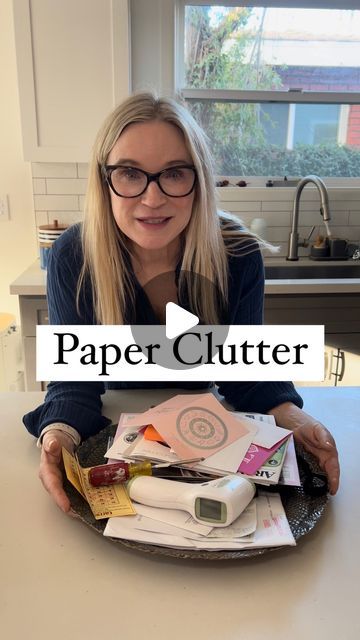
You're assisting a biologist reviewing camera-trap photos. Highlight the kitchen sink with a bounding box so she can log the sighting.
[265,263,360,279]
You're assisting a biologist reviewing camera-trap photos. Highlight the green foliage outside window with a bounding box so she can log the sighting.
[185,6,283,144]
[184,6,360,177]
[215,141,360,177]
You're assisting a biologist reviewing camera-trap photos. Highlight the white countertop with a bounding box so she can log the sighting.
[10,259,360,296]
[1,387,359,640]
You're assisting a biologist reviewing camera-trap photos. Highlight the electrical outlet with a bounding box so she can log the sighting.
[0,194,10,220]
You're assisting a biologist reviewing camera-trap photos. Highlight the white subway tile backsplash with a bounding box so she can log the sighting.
[289,200,359,213]
[231,211,290,228]
[266,227,296,243]
[47,212,84,226]
[32,178,46,194]
[331,201,360,212]
[349,212,360,225]
[325,189,360,202]
[221,201,261,213]
[46,179,87,195]
[77,163,89,178]
[32,163,77,178]
[263,213,292,226]
[35,212,49,227]
[34,195,79,211]
[336,226,360,240]
[298,211,350,227]
[29,167,360,261]
[218,187,360,257]
[260,201,291,212]
[230,213,253,226]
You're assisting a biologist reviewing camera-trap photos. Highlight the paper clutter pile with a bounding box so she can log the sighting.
[101,393,300,550]
[105,393,300,487]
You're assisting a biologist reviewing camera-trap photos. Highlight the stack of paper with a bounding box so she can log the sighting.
[104,492,296,550]
[100,394,300,549]
[105,393,300,487]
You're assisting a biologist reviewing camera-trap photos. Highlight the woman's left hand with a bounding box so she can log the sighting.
[268,402,340,495]
[291,421,339,495]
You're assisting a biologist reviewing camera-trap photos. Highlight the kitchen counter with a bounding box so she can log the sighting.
[10,260,47,296]
[10,258,360,296]
[1,386,359,640]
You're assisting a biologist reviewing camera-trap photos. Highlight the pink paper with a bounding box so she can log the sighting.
[151,393,251,460]
[238,435,290,475]
[133,394,206,426]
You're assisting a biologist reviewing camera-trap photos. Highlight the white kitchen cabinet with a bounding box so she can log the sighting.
[20,297,48,391]
[13,0,130,162]
[10,262,48,390]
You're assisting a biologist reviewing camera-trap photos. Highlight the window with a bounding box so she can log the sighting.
[176,1,360,177]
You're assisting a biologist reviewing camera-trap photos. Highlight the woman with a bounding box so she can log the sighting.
[23,92,339,513]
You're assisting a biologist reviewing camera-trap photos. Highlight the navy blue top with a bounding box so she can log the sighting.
[23,224,303,440]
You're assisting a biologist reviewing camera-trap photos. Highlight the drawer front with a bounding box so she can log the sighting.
[264,294,360,339]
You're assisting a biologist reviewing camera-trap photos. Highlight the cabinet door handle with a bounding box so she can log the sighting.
[337,350,345,382]
[330,351,338,380]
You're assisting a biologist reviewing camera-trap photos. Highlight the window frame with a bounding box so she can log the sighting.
[175,0,360,182]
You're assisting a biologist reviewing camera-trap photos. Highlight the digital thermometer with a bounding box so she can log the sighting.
[127,475,256,527]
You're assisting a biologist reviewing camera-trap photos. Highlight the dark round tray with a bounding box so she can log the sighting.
[64,424,329,560]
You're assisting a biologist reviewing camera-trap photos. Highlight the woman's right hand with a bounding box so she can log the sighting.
[39,430,75,514]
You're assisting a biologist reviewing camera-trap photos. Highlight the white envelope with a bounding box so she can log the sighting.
[247,419,292,449]
[128,436,178,463]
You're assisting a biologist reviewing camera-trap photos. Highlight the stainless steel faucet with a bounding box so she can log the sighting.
[287,175,331,261]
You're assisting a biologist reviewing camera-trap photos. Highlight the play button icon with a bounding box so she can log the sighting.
[130,270,229,371]
[165,302,199,340]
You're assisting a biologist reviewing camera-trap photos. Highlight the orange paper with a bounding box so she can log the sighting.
[143,424,166,443]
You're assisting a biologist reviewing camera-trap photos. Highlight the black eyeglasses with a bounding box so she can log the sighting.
[103,164,197,198]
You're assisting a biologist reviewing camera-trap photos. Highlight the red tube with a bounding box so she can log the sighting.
[88,460,153,487]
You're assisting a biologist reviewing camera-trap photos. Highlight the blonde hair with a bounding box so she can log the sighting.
[79,92,270,325]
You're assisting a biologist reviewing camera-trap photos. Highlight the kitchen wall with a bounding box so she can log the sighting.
[32,162,360,258]
[218,185,360,257]
[32,163,88,230]
[0,0,37,321]
[2,0,360,327]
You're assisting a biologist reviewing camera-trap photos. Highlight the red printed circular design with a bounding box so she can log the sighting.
[176,407,228,450]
